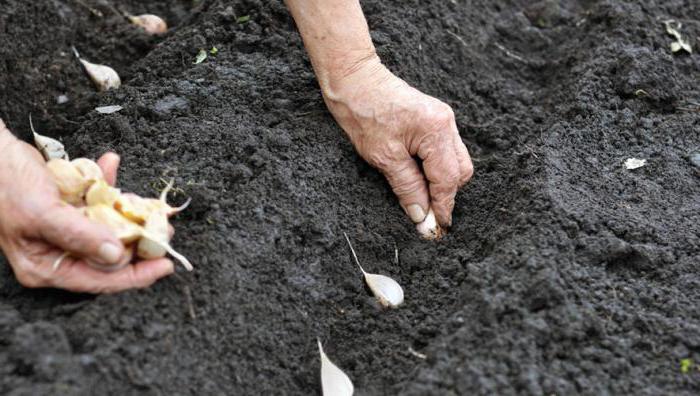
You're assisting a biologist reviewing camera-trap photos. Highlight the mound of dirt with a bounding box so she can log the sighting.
[1,0,699,394]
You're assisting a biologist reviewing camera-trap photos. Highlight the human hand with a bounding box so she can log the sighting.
[0,120,174,293]
[322,56,473,227]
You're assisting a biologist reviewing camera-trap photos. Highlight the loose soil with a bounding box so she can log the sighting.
[1,0,699,394]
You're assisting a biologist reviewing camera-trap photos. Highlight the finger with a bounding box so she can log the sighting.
[452,125,474,186]
[38,202,125,267]
[97,152,120,186]
[417,132,462,227]
[53,258,175,294]
[373,143,430,223]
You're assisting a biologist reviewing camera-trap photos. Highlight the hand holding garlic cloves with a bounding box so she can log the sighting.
[0,124,174,293]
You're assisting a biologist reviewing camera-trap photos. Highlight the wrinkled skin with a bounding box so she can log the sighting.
[324,57,473,226]
[0,119,174,293]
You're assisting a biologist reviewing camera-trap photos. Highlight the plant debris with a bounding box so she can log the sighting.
[194,49,208,64]
[624,158,647,170]
[664,20,692,53]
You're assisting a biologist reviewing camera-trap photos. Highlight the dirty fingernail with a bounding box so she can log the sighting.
[406,204,427,223]
[98,242,123,264]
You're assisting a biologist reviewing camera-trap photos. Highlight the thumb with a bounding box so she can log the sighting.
[376,145,430,223]
[38,203,125,266]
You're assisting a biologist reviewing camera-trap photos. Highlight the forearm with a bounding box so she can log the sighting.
[284,0,383,98]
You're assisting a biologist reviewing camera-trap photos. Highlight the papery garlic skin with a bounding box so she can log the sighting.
[416,208,443,240]
[128,14,168,35]
[318,340,354,396]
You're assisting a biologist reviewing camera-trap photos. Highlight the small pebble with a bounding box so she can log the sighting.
[57,95,69,104]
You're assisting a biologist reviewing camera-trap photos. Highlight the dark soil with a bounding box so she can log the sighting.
[1,0,699,394]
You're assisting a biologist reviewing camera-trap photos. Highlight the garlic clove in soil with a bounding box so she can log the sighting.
[344,233,404,308]
[30,115,68,161]
[416,208,443,240]
[127,14,168,35]
[72,47,121,92]
[318,339,354,396]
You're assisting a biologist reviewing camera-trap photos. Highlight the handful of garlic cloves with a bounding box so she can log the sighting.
[47,158,192,271]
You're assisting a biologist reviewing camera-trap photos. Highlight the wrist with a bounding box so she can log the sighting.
[318,51,386,102]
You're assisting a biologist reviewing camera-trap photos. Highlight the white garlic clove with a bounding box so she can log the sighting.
[137,211,170,260]
[72,158,104,182]
[128,14,168,35]
[416,208,443,240]
[343,233,404,308]
[318,339,354,396]
[363,272,404,308]
[72,47,121,92]
[30,114,68,161]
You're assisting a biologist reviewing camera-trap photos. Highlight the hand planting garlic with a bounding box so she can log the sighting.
[416,208,443,240]
[46,158,193,271]
[127,14,168,35]
[318,339,354,396]
[29,115,68,161]
[343,233,404,308]
[72,47,121,92]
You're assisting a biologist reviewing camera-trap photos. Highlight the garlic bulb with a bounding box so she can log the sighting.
[72,47,121,92]
[128,14,167,35]
[318,339,354,396]
[416,208,443,240]
[343,233,404,308]
[30,115,68,161]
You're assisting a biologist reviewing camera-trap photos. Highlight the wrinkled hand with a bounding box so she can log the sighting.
[0,120,174,293]
[323,57,473,227]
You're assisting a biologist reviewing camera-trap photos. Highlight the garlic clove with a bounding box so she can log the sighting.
[343,233,404,308]
[72,47,121,92]
[71,158,104,182]
[318,339,354,396]
[30,114,68,161]
[85,179,121,207]
[416,208,443,240]
[363,272,404,308]
[84,204,143,243]
[137,211,170,259]
[128,14,167,35]
[46,159,90,205]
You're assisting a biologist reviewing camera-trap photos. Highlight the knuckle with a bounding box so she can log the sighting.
[424,102,455,130]
[461,162,474,183]
[390,175,424,197]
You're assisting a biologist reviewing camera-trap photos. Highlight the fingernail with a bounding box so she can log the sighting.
[406,204,427,223]
[98,242,123,264]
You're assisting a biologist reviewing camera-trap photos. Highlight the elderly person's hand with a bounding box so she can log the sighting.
[0,119,174,293]
[323,57,473,227]
[285,0,473,228]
